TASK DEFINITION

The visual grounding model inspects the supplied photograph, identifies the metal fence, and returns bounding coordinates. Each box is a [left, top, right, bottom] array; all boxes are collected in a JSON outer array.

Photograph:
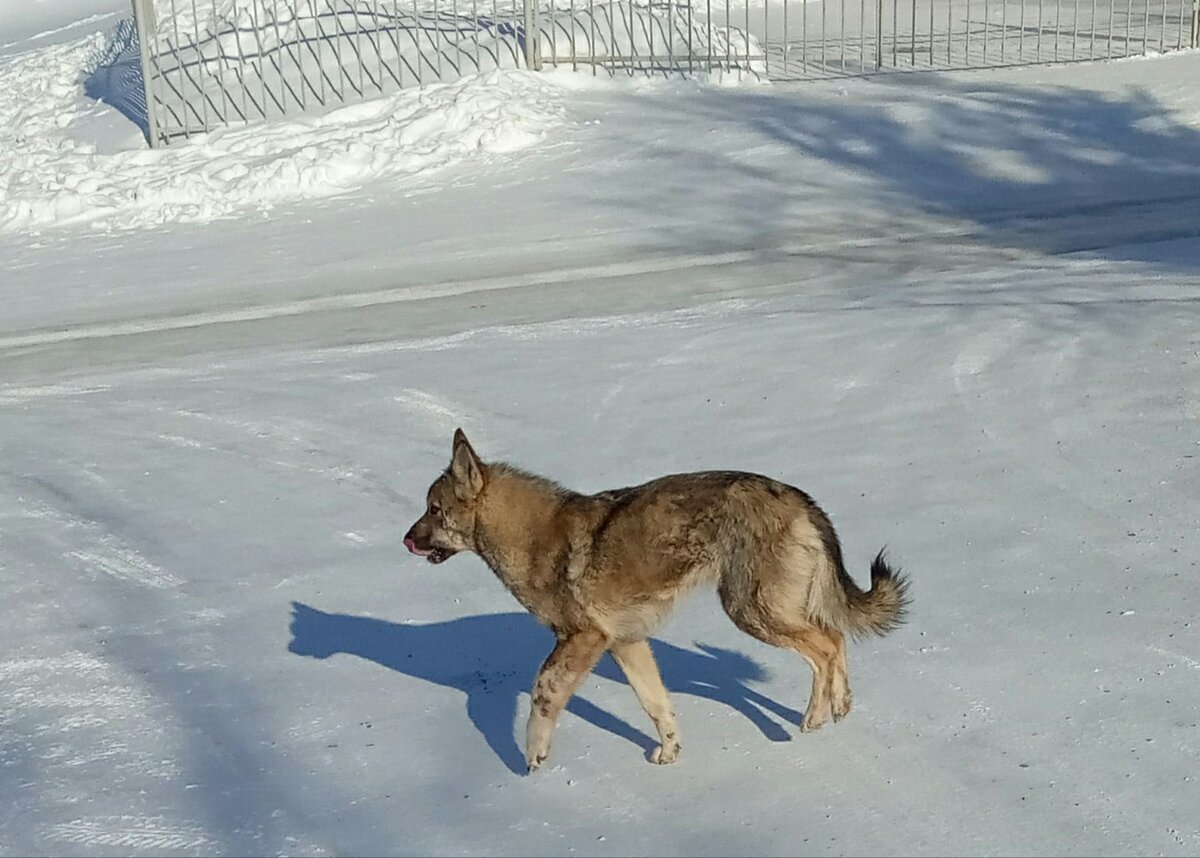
[[745, 0, 1200, 79], [130, 0, 543, 145], [130, 0, 1200, 145]]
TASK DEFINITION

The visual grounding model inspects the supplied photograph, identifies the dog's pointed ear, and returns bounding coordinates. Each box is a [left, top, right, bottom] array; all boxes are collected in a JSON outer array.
[[450, 428, 485, 497]]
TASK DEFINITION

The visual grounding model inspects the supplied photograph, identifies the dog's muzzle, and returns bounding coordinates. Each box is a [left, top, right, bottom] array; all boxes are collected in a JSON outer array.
[[404, 536, 452, 564]]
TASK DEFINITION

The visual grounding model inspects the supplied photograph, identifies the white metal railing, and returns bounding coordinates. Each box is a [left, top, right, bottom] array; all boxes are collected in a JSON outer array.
[[128, 0, 1200, 146]]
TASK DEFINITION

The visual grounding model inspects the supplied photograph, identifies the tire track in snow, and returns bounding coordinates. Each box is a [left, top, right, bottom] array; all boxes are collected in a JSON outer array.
[[0, 652, 108, 681], [67, 547, 183, 590], [14, 494, 182, 591], [45, 817, 213, 852], [0, 653, 216, 854], [0, 382, 111, 404], [160, 406, 408, 506], [392, 387, 481, 443], [0, 652, 181, 779], [393, 387, 462, 425]]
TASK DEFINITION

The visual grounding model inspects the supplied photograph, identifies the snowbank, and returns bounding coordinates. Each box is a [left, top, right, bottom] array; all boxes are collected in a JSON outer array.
[[0, 29, 569, 233]]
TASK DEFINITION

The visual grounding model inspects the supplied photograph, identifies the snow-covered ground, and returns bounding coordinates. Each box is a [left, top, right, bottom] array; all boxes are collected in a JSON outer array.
[[2, 2, 1200, 856]]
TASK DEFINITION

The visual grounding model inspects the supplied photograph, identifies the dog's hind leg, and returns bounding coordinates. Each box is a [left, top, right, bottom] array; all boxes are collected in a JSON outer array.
[[526, 629, 609, 773], [720, 581, 838, 734], [610, 640, 681, 764], [828, 628, 852, 722], [784, 624, 840, 732]]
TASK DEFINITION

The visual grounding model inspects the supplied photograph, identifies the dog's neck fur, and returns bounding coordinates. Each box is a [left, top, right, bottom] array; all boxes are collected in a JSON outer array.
[[471, 463, 580, 623]]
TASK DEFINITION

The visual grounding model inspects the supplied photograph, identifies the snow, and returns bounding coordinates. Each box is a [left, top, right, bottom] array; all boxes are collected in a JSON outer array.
[[2, 2, 1200, 856], [0, 1, 125, 52]]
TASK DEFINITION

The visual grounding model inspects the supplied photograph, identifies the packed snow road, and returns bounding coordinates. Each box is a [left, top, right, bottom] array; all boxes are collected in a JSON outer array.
[[3, 240, 1199, 856]]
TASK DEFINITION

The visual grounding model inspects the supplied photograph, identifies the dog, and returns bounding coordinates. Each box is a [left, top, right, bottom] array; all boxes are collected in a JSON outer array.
[[404, 429, 910, 772]]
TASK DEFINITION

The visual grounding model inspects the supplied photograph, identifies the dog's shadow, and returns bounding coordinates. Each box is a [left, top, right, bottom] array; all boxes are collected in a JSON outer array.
[[288, 602, 803, 773]]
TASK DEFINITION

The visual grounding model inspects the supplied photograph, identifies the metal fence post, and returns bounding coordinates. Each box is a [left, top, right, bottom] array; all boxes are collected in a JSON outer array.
[[523, 0, 542, 68], [130, 0, 162, 147], [875, 0, 884, 68]]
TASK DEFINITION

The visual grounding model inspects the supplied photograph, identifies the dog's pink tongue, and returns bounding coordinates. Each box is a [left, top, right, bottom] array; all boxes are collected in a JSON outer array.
[[404, 537, 428, 556]]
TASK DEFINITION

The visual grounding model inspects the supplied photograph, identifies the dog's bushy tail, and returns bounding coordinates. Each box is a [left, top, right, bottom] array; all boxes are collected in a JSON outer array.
[[840, 549, 911, 639]]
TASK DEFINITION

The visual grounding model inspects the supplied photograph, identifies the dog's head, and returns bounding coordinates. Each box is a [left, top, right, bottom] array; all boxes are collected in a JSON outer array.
[[403, 428, 487, 565]]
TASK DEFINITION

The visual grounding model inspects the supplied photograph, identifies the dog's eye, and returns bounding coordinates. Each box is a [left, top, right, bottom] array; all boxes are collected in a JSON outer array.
[[428, 503, 441, 517]]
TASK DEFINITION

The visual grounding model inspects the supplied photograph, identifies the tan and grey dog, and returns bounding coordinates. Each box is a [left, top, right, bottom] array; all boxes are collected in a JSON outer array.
[[404, 429, 911, 772]]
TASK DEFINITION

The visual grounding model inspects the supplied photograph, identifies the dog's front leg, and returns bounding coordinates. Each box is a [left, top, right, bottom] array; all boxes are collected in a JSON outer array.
[[610, 640, 681, 764], [526, 629, 609, 773]]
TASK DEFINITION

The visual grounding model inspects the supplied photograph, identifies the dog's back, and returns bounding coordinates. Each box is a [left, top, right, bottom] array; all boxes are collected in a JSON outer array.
[[557, 470, 908, 644]]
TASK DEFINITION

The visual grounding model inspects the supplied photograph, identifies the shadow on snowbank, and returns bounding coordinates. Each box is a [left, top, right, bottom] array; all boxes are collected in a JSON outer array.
[[83, 17, 149, 138], [287, 602, 803, 774]]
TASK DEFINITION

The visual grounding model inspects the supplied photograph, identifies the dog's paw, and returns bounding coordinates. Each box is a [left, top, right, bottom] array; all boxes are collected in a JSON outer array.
[[526, 752, 548, 774], [800, 714, 827, 733], [649, 742, 681, 765], [525, 714, 554, 774], [831, 694, 853, 723]]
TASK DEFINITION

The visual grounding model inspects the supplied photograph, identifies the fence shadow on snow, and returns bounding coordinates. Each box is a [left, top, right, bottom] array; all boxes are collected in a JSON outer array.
[[84, 17, 152, 137], [597, 77, 1200, 272]]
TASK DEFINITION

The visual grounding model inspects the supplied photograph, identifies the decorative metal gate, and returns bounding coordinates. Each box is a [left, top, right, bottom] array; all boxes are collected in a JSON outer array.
[[130, 0, 1200, 145]]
